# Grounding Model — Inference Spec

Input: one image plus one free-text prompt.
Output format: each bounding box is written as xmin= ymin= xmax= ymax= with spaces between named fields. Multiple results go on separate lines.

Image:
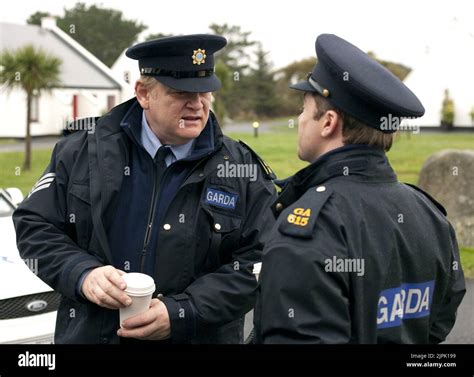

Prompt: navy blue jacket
xmin=13 ymin=98 xmax=277 ymax=344
xmin=254 ymin=145 xmax=465 ymax=344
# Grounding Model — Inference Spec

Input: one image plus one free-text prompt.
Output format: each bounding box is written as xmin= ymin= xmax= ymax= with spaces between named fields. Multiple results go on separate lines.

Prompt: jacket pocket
xmin=201 ymin=207 xmax=242 ymax=271
xmin=69 ymin=182 xmax=90 ymax=205
xmin=68 ymin=182 xmax=92 ymax=248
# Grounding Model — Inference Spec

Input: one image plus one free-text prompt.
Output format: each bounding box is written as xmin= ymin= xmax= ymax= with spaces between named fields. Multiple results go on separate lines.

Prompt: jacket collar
xmin=272 ymin=144 xmax=397 ymax=216
xmin=141 ymin=111 xmax=195 ymax=160
xmin=118 ymin=98 xmax=223 ymax=159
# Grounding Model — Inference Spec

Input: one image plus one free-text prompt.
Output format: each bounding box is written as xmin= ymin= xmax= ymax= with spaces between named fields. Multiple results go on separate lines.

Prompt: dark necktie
xmin=154 ymin=146 xmax=170 ymax=185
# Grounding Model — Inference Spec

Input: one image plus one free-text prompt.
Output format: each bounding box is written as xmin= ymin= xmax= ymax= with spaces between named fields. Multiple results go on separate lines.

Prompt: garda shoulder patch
xmin=205 ymin=188 xmax=238 ymax=210
xmin=278 ymin=185 xmax=333 ymax=239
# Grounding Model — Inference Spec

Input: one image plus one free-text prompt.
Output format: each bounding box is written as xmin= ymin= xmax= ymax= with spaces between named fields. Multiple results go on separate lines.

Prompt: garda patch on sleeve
xmin=205 ymin=188 xmax=238 ymax=210
xmin=377 ymin=280 xmax=435 ymax=329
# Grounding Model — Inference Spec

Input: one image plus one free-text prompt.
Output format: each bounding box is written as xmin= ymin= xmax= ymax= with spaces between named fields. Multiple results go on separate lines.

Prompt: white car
xmin=0 ymin=188 xmax=58 ymax=344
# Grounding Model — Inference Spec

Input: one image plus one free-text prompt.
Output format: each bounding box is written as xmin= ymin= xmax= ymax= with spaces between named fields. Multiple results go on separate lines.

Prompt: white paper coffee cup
xmin=119 ymin=273 xmax=156 ymax=326
xmin=253 ymin=262 xmax=262 ymax=282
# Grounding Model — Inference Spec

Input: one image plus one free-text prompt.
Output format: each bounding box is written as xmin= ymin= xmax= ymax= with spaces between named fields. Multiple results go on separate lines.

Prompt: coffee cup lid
xmin=123 ymin=273 xmax=156 ymax=296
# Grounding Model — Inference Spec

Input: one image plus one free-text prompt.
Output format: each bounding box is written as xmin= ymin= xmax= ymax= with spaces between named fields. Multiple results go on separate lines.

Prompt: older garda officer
xmin=13 ymin=35 xmax=276 ymax=344
xmin=254 ymin=34 xmax=466 ymax=343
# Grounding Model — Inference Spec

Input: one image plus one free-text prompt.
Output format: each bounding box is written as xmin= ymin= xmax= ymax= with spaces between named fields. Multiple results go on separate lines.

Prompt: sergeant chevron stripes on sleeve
xmin=28 ymin=172 xmax=56 ymax=198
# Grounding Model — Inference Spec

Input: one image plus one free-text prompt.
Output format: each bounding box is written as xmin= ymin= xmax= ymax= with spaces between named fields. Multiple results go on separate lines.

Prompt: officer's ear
xmin=135 ymin=79 xmax=161 ymax=109
xmin=135 ymin=80 xmax=150 ymax=109
xmin=320 ymin=109 xmax=343 ymax=138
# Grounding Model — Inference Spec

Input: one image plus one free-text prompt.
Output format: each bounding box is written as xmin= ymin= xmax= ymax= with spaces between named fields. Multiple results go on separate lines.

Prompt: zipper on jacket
xmin=140 ymin=158 xmax=161 ymax=272
xmin=139 ymin=150 xmax=217 ymax=273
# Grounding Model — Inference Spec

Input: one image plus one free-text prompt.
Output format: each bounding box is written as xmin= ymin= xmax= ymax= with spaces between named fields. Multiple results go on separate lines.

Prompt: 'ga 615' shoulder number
xmin=287 ymin=208 xmax=311 ymax=226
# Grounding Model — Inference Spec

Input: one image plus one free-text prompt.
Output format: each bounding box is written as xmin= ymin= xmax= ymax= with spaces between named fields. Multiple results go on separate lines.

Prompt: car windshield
xmin=0 ymin=192 xmax=15 ymax=217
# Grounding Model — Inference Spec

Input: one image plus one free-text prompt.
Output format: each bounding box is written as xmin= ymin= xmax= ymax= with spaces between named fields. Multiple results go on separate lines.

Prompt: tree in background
xmin=209 ymin=23 xmax=256 ymax=119
xmin=0 ymin=45 xmax=61 ymax=170
xmin=441 ymin=89 xmax=455 ymax=129
xmin=27 ymin=3 xmax=146 ymax=67
xmin=26 ymin=11 xmax=51 ymax=25
xmin=213 ymin=61 xmax=233 ymax=124
xmin=249 ymin=43 xmax=279 ymax=118
xmin=275 ymin=57 xmax=317 ymax=116
xmin=209 ymin=23 xmax=255 ymax=71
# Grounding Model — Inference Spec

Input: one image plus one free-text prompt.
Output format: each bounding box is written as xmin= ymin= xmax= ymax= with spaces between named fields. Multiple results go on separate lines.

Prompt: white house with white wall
xmin=0 ymin=18 xmax=126 ymax=138
xmin=111 ymin=48 xmax=140 ymax=101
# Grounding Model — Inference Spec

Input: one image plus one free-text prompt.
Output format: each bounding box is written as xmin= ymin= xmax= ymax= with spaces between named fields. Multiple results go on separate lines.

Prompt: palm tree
xmin=0 ymin=45 xmax=61 ymax=170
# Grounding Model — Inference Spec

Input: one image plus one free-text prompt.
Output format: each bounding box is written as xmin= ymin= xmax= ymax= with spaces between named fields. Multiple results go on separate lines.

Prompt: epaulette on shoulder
xmin=404 ymin=183 xmax=447 ymax=216
xmin=278 ymin=185 xmax=333 ymax=239
xmin=238 ymin=140 xmax=276 ymax=180
xmin=63 ymin=116 xmax=100 ymax=137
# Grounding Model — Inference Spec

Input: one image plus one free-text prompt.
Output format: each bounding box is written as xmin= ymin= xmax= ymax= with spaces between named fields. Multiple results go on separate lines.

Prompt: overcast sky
xmin=2 ymin=0 xmax=474 ymax=69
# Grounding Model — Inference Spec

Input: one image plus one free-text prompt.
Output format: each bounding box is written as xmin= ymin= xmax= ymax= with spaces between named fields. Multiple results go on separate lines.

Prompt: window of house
xmin=107 ymin=95 xmax=116 ymax=111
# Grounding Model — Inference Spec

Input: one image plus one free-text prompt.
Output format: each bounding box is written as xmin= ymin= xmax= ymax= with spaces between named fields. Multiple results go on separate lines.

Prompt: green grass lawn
xmin=0 ymin=130 xmax=473 ymax=277
xmin=460 ymin=247 xmax=474 ymax=279
xmin=0 ymin=150 xmax=52 ymax=196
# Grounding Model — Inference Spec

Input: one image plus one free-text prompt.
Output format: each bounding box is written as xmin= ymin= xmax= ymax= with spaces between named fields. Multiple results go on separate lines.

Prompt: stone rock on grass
xmin=418 ymin=149 xmax=474 ymax=248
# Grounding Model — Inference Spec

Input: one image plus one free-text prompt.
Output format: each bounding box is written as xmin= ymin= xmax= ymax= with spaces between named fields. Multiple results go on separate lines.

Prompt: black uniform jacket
xmin=13 ymin=98 xmax=277 ymax=344
xmin=254 ymin=145 xmax=465 ymax=344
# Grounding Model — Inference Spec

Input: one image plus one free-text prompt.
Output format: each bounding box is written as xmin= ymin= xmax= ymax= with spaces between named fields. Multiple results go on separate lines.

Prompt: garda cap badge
xmin=192 ymin=49 xmax=206 ymax=65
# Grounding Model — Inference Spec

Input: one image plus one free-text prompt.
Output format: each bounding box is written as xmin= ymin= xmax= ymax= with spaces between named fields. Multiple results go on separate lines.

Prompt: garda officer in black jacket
xmin=254 ymin=34 xmax=466 ymax=344
xmin=13 ymin=35 xmax=277 ymax=344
